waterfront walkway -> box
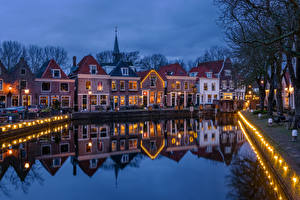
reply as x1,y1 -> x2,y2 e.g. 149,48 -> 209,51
243,111 -> 300,176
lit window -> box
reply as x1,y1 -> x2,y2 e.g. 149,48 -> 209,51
86,143 -> 92,153
100,127 -> 107,137
61,96 -> 70,107
129,96 -> 138,105
97,82 -> 103,91
214,94 -> 218,99
12,96 -> 18,107
129,139 -> 137,149
184,82 -> 189,90
39,96 -> 48,106
100,95 -> 107,105
51,96 -> 59,105
212,83 -> 215,91
157,92 -> 163,104
120,96 -> 125,106
111,81 -> 117,91
176,81 -> 181,90
129,81 -> 137,90
121,68 -> 129,75
150,92 -> 155,104
89,65 -> 97,74
60,83 -> 69,92
90,95 -> 97,105
150,76 -> 156,87
22,95 -> 31,106
120,81 -> 125,91
120,124 -> 125,135
111,140 -> 117,151
120,140 -> 125,150
52,69 -> 61,78
204,83 -> 208,91
208,95 -> 212,103
86,81 -> 91,90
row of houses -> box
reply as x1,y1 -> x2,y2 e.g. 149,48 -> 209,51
0,33 -> 245,111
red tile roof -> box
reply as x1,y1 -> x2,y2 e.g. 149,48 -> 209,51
77,55 -> 107,75
189,66 -> 217,78
196,60 -> 224,74
158,63 -> 187,79
40,157 -> 68,176
137,70 -> 151,80
40,59 -> 69,79
78,158 -> 106,177
161,150 -> 187,162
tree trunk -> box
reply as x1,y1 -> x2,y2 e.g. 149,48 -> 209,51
260,89 -> 266,112
276,82 -> 284,114
267,87 -> 274,117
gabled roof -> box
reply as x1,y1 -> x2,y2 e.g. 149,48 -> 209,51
196,60 -> 224,74
75,55 -> 107,75
78,158 -> 106,177
161,150 -> 187,162
138,69 -> 166,88
191,147 -> 224,163
36,59 -> 69,79
158,63 -> 187,79
40,156 -> 68,176
109,61 -> 138,77
189,66 -> 217,78
10,57 -> 33,75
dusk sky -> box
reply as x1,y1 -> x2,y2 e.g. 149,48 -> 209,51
0,0 -> 224,63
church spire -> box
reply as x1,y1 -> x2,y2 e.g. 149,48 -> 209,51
113,26 -> 121,64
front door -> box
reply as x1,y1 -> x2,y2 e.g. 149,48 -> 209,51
82,95 -> 87,110
143,91 -> 148,106
0,96 -> 5,108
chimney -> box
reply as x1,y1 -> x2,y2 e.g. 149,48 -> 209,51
73,56 -> 76,67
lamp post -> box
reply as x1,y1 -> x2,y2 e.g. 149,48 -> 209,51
8,86 -> 12,107
24,89 -> 29,120
88,90 -> 92,112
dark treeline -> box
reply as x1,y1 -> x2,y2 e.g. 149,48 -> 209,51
214,0 -> 300,126
0,40 -> 68,73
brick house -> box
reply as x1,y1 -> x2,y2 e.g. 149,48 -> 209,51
189,64 -> 220,105
70,55 -> 110,111
109,61 -> 140,108
218,58 -> 237,100
9,58 -> 37,107
158,63 -> 196,107
137,69 -> 165,107
0,61 -> 10,108
35,59 -> 75,109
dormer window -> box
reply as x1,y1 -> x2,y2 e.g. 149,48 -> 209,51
21,68 -> 26,75
189,72 -> 198,77
90,65 -> 97,74
225,70 -> 231,76
52,69 -> 61,78
167,71 -> 174,76
206,72 -> 212,78
121,68 -> 129,76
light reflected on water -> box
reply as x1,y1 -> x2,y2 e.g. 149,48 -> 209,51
0,115 -> 277,200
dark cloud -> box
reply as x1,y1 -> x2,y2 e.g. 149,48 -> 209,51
0,0 -> 224,63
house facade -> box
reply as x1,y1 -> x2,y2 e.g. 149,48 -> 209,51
218,58 -> 237,100
9,58 -> 37,107
109,61 -> 140,108
158,63 -> 196,108
35,59 -> 75,109
189,65 -> 220,105
0,61 -> 10,108
70,55 -> 110,111
138,69 -> 165,107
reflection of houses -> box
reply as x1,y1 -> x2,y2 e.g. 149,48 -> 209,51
35,59 -> 75,108
140,121 -> 165,160
219,125 -> 239,165
158,63 -> 196,107
34,126 -> 75,176
138,69 -> 165,107
0,61 -> 10,108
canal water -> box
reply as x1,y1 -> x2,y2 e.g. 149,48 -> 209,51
0,115 -> 277,200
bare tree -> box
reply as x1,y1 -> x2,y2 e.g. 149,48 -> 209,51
0,41 -> 25,71
96,50 -> 140,65
139,54 -> 168,70
195,45 -> 231,64
26,45 -> 44,73
43,46 -> 68,66
96,50 -> 114,64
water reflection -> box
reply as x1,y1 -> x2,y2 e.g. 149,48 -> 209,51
0,115 -> 276,199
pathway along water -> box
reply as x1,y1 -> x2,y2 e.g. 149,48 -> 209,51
0,114 -> 285,200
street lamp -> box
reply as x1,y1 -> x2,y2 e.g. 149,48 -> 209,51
88,90 -> 92,112
24,89 -> 29,111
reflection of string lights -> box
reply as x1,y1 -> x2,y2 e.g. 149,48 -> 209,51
140,139 -> 165,160
0,123 -> 69,150
238,111 -> 300,199
238,120 -> 284,199
0,115 -> 69,133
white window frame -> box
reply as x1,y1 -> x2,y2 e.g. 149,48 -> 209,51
39,95 -> 49,106
89,65 -> 97,75
22,95 -> 32,106
41,82 -> 51,92
52,158 -> 61,167
121,68 -> 129,76
52,69 -> 61,78
61,96 -> 71,108
11,95 -> 19,107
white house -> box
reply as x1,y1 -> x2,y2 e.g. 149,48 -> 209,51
189,66 -> 219,105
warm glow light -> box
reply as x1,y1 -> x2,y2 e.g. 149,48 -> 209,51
8,149 -> 12,155
88,142 -> 92,147
88,91 -> 92,95
24,89 -> 29,94
292,177 -> 297,183
283,166 -> 288,171
140,139 -> 165,160
24,162 -> 30,169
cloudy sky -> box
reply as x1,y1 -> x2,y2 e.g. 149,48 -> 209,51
0,0 -> 225,63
